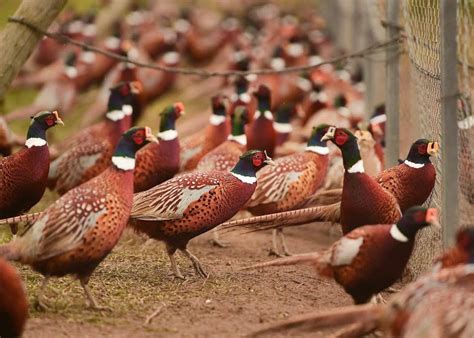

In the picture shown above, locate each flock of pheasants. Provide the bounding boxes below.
[0,2,472,337]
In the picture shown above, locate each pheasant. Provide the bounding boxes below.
[196,106,248,172]
[5,52,84,122]
[48,82,140,195]
[180,95,230,171]
[139,48,181,104]
[300,82,328,126]
[0,111,63,235]
[307,138,438,212]
[245,206,439,304]
[354,130,383,177]
[130,150,274,279]
[133,103,184,192]
[229,76,256,121]
[0,258,28,338]
[0,127,157,310]
[273,103,297,147]
[80,41,145,127]
[246,85,277,158]
[434,227,474,270]
[219,127,401,235]
[376,138,438,212]
[251,227,474,338]
[247,124,331,256]
[368,103,386,149]
[302,94,352,140]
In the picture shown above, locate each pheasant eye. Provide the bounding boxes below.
[418,144,427,154]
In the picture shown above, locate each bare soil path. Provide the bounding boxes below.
[19,223,353,337]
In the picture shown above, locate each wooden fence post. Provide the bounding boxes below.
[440,0,459,247]
[385,0,400,166]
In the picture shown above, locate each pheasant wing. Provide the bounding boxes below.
[131,171,222,221]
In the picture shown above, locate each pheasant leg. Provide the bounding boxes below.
[166,244,185,279]
[181,248,209,278]
[269,229,284,257]
[278,229,292,256]
[80,278,110,311]
[34,276,50,311]
[168,251,185,280]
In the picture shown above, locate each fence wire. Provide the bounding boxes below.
[457,0,474,227]
[321,0,473,279]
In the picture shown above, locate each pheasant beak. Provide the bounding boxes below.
[426,208,440,228]
[263,151,275,166]
[145,126,158,144]
[321,126,336,141]
[427,141,439,156]
[53,111,64,126]
[130,81,143,94]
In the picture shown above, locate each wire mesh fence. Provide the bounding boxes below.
[320,0,474,279]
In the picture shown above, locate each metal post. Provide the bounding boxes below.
[385,0,400,167]
[440,0,458,247]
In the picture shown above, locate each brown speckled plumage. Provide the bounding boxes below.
[196,140,245,172]
[0,111,63,237]
[130,150,272,277]
[180,95,230,171]
[247,207,437,304]
[48,82,140,195]
[0,127,155,309]
[132,171,255,247]
[133,103,183,192]
[248,151,329,215]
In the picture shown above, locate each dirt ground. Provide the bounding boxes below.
[14,222,357,337]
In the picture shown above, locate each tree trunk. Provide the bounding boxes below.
[0,0,67,115]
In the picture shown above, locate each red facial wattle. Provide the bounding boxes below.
[418,144,427,154]
[253,158,263,167]
[335,133,348,146]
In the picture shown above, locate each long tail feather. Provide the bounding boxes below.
[0,212,42,226]
[220,203,340,233]
[250,304,383,337]
[302,188,343,208]
[242,252,322,270]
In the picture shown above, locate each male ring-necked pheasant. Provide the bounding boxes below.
[246,206,439,304]
[0,258,28,338]
[180,95,230,171]
[0,111,63,235]
[253,226,474,338]
[130,150,274,279]
[196,106,248,172]
[133,103,184,192]
[246,85,276,157]
[304,137,438,212]
[247,124,331,256]
[0,127,156,310]
[48,82,140,195]
[220,127,402,235]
